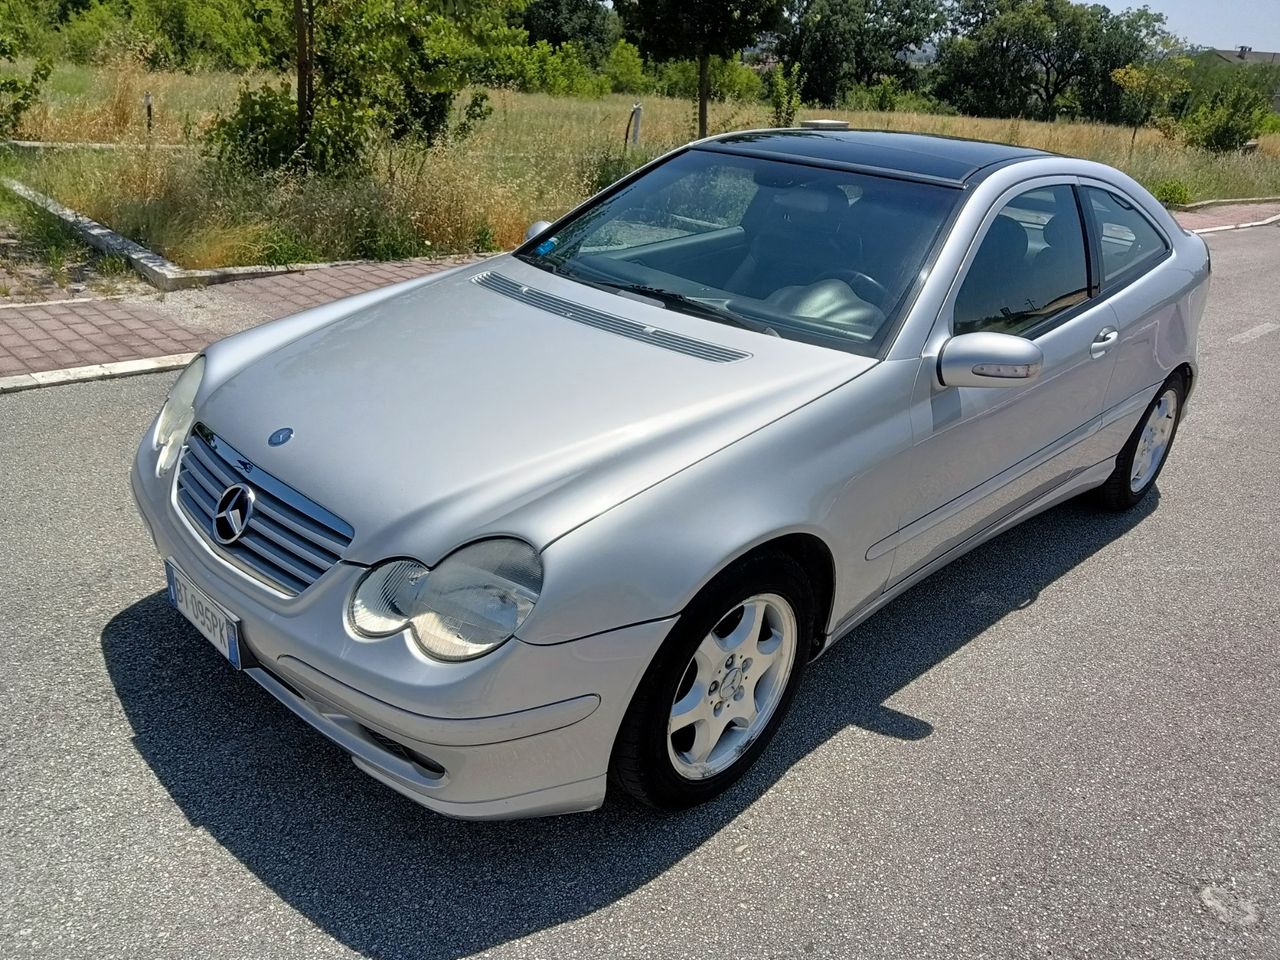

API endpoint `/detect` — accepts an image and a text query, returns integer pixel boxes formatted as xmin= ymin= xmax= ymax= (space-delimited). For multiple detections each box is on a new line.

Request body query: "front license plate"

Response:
xmin=166 ymin=560 xmax=242 ymax=669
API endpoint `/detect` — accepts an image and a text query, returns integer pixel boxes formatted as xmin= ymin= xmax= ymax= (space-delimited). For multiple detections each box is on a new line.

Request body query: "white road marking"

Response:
xmin=1228 ymin=322 xmax=1280 ymax=344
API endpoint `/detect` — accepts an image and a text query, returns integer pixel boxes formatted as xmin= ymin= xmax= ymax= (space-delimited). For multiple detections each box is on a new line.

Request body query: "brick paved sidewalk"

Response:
xmin=1175 ymin=201 xmax=1280 ymax=233
xmin=0 ymin=255 xmax=483 ymax=385
xmin=0 ymin=299 xmax=205 ymax=379
xmin=1 ymin=202 xmax=1277 ymax=390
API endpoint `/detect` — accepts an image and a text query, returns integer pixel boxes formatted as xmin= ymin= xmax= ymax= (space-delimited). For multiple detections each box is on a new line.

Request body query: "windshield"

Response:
xmin=516 ymin=148 xmax=960 ymax=356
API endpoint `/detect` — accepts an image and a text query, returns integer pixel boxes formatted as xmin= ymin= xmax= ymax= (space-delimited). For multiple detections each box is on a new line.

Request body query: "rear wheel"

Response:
xmin=1096 ymin=372 xmax=1186 ymax=511
xmin=610 ymin=552 xmax=813 ymax=810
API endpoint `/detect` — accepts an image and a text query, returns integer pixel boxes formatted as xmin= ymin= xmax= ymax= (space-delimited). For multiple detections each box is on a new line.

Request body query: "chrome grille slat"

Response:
xmin=175 ymin=424 xmax=354 ymax=596
xmin=243 ymin=487 xmax=351 ymax=553
xmin=178 ymin=473 xmax=217 ymax=515
xmin=472 ymin=271 xmax=750 ymax=363
xmin=236 ymin=530 xmax=325 ymax=585
xmin=187 ymin=435 xmax=237 ymax=487
xmin=246 ymin=514 xmax=340 ymax=569
xmin=181 ymin=451 xmax=225 ymax=502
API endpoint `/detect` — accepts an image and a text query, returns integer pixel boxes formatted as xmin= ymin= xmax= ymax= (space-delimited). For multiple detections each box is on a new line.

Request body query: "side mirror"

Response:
xmin=525 ymin=220 xmax=553 ymax=243
xmin=938 ymin=331 xmax=1043 ymax=388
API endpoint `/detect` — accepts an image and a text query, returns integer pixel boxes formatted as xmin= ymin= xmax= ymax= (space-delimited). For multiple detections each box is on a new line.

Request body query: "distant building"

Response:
xmin=1210 ymin=46 xmax=1280 ymax=111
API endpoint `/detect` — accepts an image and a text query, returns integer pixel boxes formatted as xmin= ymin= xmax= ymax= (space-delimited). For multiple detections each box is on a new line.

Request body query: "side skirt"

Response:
xmin=816 ymin=456 xmax=1116 ymax=657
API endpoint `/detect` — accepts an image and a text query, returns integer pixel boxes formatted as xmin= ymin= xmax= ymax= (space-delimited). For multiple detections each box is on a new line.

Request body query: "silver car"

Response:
xmin=131 ymin=129 xmax=1207 ymax=819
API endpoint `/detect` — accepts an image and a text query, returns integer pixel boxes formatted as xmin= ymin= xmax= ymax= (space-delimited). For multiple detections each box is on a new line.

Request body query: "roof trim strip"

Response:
xmin=692 ymin=142 xmax=967 ymax=188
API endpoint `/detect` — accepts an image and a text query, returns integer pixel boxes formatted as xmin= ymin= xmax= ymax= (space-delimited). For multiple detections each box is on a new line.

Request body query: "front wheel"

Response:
xmin=610 ymin=552 xmax=813 ymax=810
xmin=1096 ymin=372 xmax=1186 ymax=511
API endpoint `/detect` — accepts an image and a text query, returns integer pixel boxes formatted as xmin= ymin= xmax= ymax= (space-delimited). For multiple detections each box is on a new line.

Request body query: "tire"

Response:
xmin=1096 ymin=371 xmax=1187 ymax=511
xmin=610 ymin=551 xmax=814 ymax=810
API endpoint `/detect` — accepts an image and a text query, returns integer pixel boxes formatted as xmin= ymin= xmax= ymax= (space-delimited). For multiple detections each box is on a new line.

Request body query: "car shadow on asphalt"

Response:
xmin=101 ymin=493 xmax=1155 ymax=960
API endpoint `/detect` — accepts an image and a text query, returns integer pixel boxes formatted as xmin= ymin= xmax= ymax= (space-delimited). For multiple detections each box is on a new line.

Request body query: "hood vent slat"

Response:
xmin=472 ymin=271 xmax=750 ymax=363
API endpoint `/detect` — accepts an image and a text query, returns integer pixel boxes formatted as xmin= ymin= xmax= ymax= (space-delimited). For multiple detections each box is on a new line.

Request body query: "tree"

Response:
xmin=617 ymin=0 xmax=782 ymax=138
xmin=1073 ymin=4 xmax=1169 ymax=124
xmin=1181 ymin=83 xmax=1270 ymax=153
xmin=784 ymin=0 xmax=943 ymax=105
xmin=523 ymin=0 xmax=617 ymax=66
xmin=935 ymin=0 xmax=1171 ymax=121
xmin=0 ymin=32 xmax=49 ymax=138
xmin=934 ymin=4 xmax=1038 ymax=117
xmin=1111 ymin=36 xmax=1191 ymax=155
xmin=1003 ymin=0 xmax=1093 ymax=118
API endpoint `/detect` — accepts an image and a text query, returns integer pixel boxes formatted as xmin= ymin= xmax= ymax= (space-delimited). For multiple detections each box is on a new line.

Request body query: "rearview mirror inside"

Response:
xmin=938 ymin=331 xmax=1043 ymax=388
xmin=525 ymin=220 xmax=553 ymax=243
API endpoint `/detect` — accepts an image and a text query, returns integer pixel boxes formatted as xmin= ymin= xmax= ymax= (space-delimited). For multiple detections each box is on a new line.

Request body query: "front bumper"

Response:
xmin=130 ymin=438 xmax=674 ymax=819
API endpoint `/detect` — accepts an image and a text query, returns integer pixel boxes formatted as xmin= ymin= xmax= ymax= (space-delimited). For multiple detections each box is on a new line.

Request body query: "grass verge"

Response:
xmin=7 ymin=74 xmax=1280 ymax=269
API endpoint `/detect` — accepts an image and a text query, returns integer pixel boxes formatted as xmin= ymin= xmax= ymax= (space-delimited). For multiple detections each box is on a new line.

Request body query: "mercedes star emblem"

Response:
xmin=213 ymin=483 xmax=256 ymax=545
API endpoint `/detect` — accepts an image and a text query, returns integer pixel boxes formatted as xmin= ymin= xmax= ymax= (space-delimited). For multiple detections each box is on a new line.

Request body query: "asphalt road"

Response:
xmin=2 ymin=227 xmax=1278 ymax=960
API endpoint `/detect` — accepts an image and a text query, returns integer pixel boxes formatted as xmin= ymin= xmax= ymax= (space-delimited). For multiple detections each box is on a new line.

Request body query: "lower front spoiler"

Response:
xmin=246 ymin=663 xmax=609 ymax=820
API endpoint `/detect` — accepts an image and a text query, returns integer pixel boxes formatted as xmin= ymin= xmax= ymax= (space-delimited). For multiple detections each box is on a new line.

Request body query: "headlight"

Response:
xmin=349 ymin=539 xmax=543 ymax=661
xmin=154 ymin=355 xmax=204 ymax=475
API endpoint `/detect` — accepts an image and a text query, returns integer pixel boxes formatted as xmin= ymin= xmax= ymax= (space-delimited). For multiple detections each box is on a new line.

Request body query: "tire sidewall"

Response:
xmin=1117 ymin=374 xmax=1187 ymax=505
xmin=612 ymin=553 xmax=814 ymax=809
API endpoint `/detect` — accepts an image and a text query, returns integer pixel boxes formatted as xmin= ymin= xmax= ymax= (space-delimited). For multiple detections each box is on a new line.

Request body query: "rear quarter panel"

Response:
xmin=1097 ymin=230 xmax=1207 ymax=418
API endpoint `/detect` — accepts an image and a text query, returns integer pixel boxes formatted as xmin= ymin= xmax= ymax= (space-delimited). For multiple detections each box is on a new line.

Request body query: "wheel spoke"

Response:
xmin=669 ymin=683 xmax=710 ymax=732
xmin=669 ymin=645 xmax=718 ymax=732
xmin=716 ymin=598 xmax=767 ymax=653
xmin=727 ymin=696 xmax=759 ymax=731
xmin=685 ymin=714 xmax=730 ymax=766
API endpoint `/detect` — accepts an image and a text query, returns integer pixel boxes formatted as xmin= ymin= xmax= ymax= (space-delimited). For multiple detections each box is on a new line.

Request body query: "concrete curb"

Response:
xmin=0 ymin=353 xmax=194 ymax=395
xmin=2 ymin=179 xmax=310 ymax=292
xmin=1192 ymin=212 xmax=1280 ymax=235
xmin=0 ymin=294 xmax=125 ymax=310
xmin=1172 ymin=195 xmax=1280 ymax=212
xmin=2 ymin=178 xmax=479 ymax=293
xmin=4 ymin=139 xmax=188 ymax=152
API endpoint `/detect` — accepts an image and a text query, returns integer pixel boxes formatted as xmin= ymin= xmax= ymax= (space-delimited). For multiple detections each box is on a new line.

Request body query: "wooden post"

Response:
xmin=294 ymin=0 xmax=312 ymax=145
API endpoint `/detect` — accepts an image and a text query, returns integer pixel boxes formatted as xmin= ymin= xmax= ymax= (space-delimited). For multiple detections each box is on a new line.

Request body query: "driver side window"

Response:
xmin=954 ymin=185 xmax=1089 ymax=337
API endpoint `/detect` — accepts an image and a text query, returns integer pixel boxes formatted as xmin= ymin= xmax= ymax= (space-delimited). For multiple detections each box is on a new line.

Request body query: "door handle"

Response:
xmin=1090 ymin=327 xmax=1119 ymax=359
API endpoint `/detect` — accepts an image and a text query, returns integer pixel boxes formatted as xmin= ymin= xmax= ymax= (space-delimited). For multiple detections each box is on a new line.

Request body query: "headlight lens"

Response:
xmin=349 ymin=539 xmax=543 ymax=661
xmin=154 ymin=355 xmax=204 ymax=474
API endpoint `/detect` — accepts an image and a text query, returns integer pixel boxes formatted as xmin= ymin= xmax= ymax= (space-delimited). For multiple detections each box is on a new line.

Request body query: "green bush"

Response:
xmin=840 ymin=79 xmax=956 ymax=115
xmin=604 ymin=40 xmax=648 ymax=95
xmin=767 ymin=63 xmax=803 ymax=127
xmin=1181 ymin=85 xmax=1269 ymax=153
xmin=205 ymin=82 xmax=302 ymax=172
xmin=490 ymin=40 xmax=611 ymax=98
xmin=1150 ymin=178 xmax=1192 ymax=206
xmin=1259 ymin=112 xmax=1280 ymax=136
xmin=651 ymin=55 xmax=763 ymax=102
xmin=57 ymin=0 xmax=289 ymax=69
xmin=0 ymin=32 xmax=50 ymax=138
xmin=60 ymin=2 xmax=140 ymax=64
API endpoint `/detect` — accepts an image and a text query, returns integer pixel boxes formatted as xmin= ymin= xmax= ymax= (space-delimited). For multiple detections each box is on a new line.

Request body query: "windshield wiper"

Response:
xmin=603 ymin=283 xmax=760 ymax=331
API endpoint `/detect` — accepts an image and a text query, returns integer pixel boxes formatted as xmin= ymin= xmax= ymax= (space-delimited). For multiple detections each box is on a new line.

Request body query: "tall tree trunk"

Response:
xmin=697 ymin=52 xmax=710 ymax=139
xmin=294 ymin=0 xmax=312 ymax=146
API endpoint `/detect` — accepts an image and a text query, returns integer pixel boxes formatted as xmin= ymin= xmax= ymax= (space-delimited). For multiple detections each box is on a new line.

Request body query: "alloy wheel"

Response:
xmin=667 ymin=593 xmax=798 ymax=780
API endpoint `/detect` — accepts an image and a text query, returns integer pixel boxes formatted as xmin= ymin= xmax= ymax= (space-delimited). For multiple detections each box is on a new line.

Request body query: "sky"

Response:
xmin=1098 ymin=0 xmax=1280 ymax=52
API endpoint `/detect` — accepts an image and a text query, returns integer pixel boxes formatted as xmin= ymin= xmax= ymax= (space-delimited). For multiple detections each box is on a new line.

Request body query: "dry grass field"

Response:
xmin=6 ymin=63 xmax=1280 ymax=267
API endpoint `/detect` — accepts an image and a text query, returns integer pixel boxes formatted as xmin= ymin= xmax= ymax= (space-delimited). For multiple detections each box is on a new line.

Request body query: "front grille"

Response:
xmin=175 ymin=423 xmax=354 ymax=595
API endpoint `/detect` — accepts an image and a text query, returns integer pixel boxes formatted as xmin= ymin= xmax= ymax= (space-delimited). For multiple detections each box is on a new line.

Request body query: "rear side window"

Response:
xmin=954 ymin=185 xmax=1089 ymax=337
xmin=1083 ymin=187 xmax=1169 ymax=285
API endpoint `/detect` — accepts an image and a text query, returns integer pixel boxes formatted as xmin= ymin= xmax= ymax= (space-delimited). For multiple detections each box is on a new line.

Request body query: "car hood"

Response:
xmin=199 ymin=257 xmax=875 ymax=564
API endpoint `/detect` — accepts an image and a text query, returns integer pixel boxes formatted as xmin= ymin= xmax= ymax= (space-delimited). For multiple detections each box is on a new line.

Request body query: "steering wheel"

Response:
xmin=822 ymin=269 xmax=889 ymax=307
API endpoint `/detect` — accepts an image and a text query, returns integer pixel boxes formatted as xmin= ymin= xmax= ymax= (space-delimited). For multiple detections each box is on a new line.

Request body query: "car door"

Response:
xmin=884 ymin=177 xmax=1120 ymax=587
